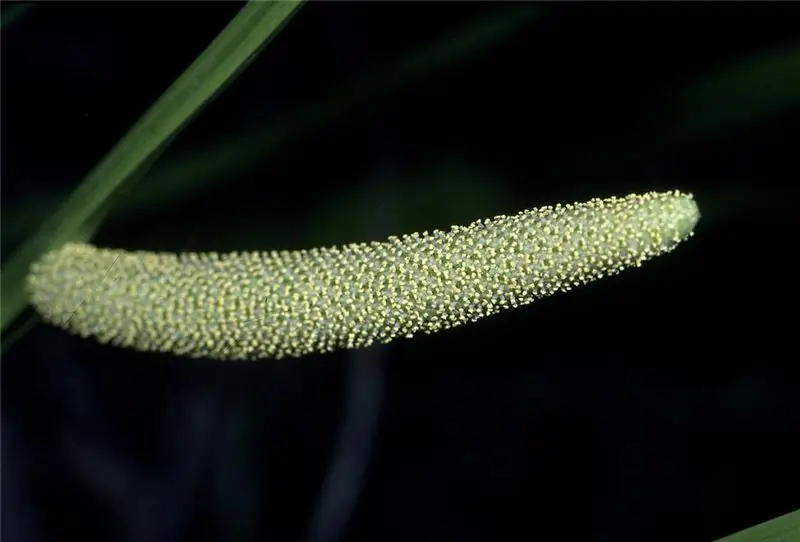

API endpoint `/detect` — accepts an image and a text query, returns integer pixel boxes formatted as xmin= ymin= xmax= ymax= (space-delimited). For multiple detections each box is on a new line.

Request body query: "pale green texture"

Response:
xmin=27 ymin=191 xmax=699 ymax=360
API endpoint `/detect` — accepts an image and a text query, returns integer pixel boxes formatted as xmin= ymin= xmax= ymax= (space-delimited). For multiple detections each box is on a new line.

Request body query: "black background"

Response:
xmin=2 ymin=3 xmax=799 ymax=542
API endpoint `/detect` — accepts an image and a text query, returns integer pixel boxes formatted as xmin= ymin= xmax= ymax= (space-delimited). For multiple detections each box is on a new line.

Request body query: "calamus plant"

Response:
xmin=27 ymin=191 xmax=699 ymax=360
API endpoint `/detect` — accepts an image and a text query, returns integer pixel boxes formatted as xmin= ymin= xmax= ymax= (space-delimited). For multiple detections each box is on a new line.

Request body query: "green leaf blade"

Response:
xmin=1 ymin=0 xmax=304 ymax=338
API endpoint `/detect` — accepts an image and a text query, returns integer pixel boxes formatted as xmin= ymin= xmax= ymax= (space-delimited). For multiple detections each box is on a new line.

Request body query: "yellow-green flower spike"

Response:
xmin=26 ymin=190 xmax=699 ymax=360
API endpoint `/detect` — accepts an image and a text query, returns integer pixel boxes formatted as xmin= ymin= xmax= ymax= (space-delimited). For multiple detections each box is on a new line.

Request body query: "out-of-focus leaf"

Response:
xmin=133 ymin=3 xmax=539 ymax=207
xmin=0 ymin=2 xmax=37 ymax=31
xmin=0 ymin=3 xmax=540 ymax=250
xmin=660 ymin=46 xmax=800 ymax=145
xmin=713 ymin=509 xmax=800 ymax=542
xmin=553 ymin=46 xmax=800 ymax=183
xmin=0 ymin=0 xmax=304 ymax=339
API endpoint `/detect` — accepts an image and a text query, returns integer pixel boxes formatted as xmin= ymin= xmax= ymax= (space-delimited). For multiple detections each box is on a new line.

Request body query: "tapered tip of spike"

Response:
xmin=670 ymin=191 xmax=700 ymax=239
xmin=26 ymin=190 xmax=701 ymax=360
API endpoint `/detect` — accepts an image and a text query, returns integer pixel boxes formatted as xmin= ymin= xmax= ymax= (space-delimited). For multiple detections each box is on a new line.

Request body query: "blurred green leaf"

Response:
xmin=0 ymin=0 xmax=304 ymax=338
xmin=553 ymin=45 xmax=800 ymax=184
xmin=0 ymin=2 xmax=37 ymax=31
xmin=0 ymin=3 xmax=540 ymax=250
xmin=661 ymin=45 xmax=800 ymax=145
xmin=713 ymin=509 xmax=800 ymax=542
xmin=132 ymin=3 xmax=539 ymax=207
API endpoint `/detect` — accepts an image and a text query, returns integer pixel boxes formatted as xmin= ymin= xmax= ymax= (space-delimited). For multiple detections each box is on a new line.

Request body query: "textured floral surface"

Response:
xmin=27 ymin=191 xmax=699 ymax=360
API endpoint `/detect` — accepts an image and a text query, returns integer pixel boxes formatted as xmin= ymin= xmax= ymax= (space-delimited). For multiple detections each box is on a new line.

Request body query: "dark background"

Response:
xmin=2 ymin=2 xmax=799 ymax=542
